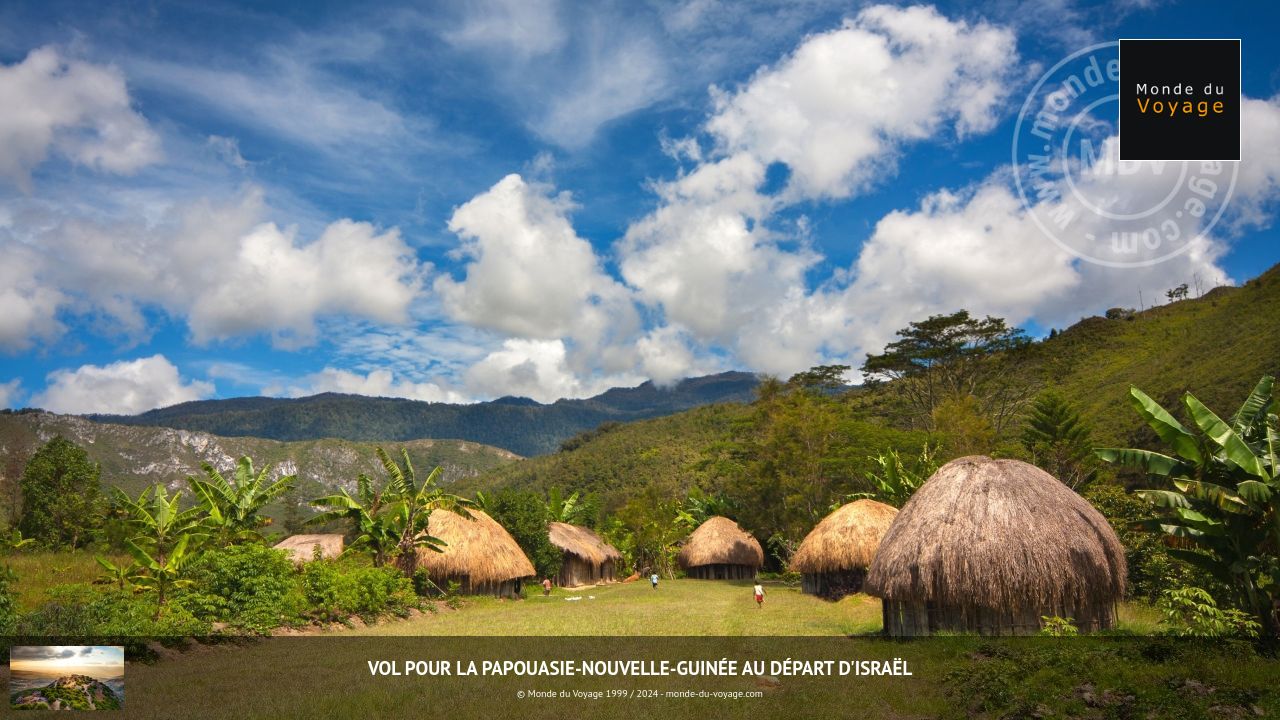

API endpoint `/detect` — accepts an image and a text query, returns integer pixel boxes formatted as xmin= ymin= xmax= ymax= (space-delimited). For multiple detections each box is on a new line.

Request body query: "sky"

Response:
xmin=10 ymin=645 xmax=125 ymax=677
xmin=0 ymin=0 xmax=1278 ymax=414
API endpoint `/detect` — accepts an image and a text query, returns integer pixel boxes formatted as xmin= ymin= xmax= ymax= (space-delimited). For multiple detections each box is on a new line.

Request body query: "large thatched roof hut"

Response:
xmin=416 ymin=509 xmax=535 ymax=598
xmin=792 ymin=499 xmax=898 ymax=600
xmin=678 ymin=516 xmax=764 ymax=580
xmin=865 ymin=456 xmax=1126 ymax=636
xmin=548 ymin=522 xmax=622 ymax=587
xmin=274 ymin=534 xmax=344 ymax=563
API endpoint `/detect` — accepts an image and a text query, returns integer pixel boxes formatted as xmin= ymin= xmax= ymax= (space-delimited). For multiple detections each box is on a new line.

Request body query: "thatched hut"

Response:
xmin=791 ymin=499 xmax=898 ymax=599
xmin=865 ymin=456 xmax=1126 ymax=636
xmin=678 ymin=516 xmax=764 ymax=580
xmin=416 ymin=509 xmax=535 ymax=598
xmin=548 ymin=522 xmax=622 ymax=587
xmin=274 ymin=534 xmax=344 ymax=563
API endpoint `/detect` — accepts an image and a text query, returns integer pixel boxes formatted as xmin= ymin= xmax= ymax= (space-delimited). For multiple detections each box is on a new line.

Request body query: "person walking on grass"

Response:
xmin=753 ymin=582 xmax=765 ymax=608
xmin=650 ymin=572 xmax=659 ymax=590
xmin=542 ymin=577 xmax=553 ymax=597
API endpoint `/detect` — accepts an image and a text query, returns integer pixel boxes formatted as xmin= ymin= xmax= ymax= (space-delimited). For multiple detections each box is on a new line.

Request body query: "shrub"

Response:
xmin=1083 ymin=483 xmax=1207 ymax=601
xmin=1158 ymin=587 xmax=1262 ymax=639
xmin=302 ymin=560 xmax=415 ymax=621
xmin=180 ymin=544 xmax=304 ymax=634
xmin=13 ymin=584 xmax=210 ymax=637
xmin=1040 ymin=616 xmax=1079 ymax=637
xmin=0 ymin=568 xmax=15 ymax=633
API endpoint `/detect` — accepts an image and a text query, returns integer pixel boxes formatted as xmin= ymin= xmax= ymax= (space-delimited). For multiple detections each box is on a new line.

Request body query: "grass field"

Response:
xmin=5 ymin=550 xmax=129 ymax=611
xmin=351 ymin=579 xmax=883 ymax=636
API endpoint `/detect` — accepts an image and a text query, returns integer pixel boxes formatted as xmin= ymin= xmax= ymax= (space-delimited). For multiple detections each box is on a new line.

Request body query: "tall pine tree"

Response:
xmin=1020 ymin=392 xmax=1096 ymax=490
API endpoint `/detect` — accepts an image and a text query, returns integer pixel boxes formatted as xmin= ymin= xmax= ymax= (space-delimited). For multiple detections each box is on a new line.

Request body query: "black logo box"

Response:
xmin=1119 ymin=39 xmax=1241 ymax=161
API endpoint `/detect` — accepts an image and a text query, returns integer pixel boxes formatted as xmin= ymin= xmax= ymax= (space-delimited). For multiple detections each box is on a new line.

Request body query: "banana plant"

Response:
xmin=127 ymin=534 xmax=198 ymax=619
xmin=1097 ymin=376 xmax=1279 ymax=635
xmin=375 ymin=448 xmax=473 ymax=577
xmin=309 ymin=473 xmax=400 ymax=567
xmin=1 ymin=528 xmax=35 ymax=554
xmin=93 ymin=556 xmax=137 ymax=592
xmin=189 ymin=457 xmax=296 ymax=544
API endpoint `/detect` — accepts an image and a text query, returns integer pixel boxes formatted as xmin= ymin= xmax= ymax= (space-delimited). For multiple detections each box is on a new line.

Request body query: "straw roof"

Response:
xmin=415 ymin=509 xmax=535 ymax=584
xmin=273 ymin=534 xmax=344 ymax=563
xmin=548 ymin=522 xmax=622 ymax=566
xmin=865 ymin=456 xmax=1126 ymax=611
xmin=677 ymin=516 xmax=764 ymax=569
xmin=791 ymin=499 xmax=898 ymax=574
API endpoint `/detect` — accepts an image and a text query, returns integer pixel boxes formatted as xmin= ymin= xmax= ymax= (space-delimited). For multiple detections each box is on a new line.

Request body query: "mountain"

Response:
xmin=9 ymin=675 xmax=122 ymax=711
xmin=0 ymin=411 xmax=520 ymax=525
xmin=470 ymin=263 xmax=1280 ymax=517
xmin=88 ymin=371 xmax=760 ymax=457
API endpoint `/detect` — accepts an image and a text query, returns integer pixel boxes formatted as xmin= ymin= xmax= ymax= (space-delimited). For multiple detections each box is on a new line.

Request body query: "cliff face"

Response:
xmin=10 ymin=674 xmax=122 ymax=711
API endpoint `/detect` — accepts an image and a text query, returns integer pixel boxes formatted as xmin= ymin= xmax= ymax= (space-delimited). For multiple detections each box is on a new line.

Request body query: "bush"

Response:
xmin=0 ymin=568 xmax=15 ymax=633
xmin=1158 ymin=587 xmax=1262 ymax=639
xmin=302 ymin=560 xmax=415 ymax=621
xmin=13 ymin=584 xmax=210 ymax=637
xmin=179 ymin=544 xmax=304 ymax=634
xmin=1083 ymin=483 xmax=1208 ymax=601
xmin=1040 ymin=616 xmax=1079 ymax=637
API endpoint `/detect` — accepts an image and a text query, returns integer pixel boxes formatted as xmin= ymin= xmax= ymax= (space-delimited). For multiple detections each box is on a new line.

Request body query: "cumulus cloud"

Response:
xmin=617 ymin=4 xmax=1019 ymax=373
xmin=33 ymin=355 xmax=214 ymax=415
xmin=463 ymin=338 xmax=639 ymax=403
xmin=0 ymin=379 xmax=22 ymax=409
xmin=0 ymin=46 xmax=161 ymax=190
xmin=269 ymin=367 xmax=468 ymax=404
xmin=1 ymin=187 xmax=426 ymax=349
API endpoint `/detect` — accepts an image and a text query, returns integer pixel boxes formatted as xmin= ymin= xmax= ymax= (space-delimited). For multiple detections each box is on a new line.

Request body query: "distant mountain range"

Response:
xmin=0 ymin=411 xmax=520 ymax=525
xmin=89 ymin=371 xmax=761 ymax=457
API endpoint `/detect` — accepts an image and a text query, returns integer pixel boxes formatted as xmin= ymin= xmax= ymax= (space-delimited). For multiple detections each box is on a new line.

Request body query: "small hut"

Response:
xmin=416 ymin=509 xmax=535 ymax=598
xmin=678 ymin=516 xmax=764 ymax=580
xmin=548 ymin=522 xmax=622 ymax=587
xmin=791 ymin=499 xmax=898 ymax=599
xmin=274 ymin=534 xmax=344 ymax=563
xmin=865 ymin=456 xmax=1126 ymax=636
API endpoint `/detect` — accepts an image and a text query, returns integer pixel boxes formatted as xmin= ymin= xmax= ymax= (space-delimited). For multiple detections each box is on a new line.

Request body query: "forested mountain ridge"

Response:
xmin=86 ymin=371 xmax=760 ymax=457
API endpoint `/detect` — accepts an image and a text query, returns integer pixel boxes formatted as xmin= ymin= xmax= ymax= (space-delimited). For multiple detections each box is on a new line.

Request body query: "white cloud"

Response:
xmin=704 ymin=4 xmax=1018 ymax=200
xmin=463 ymin=338 xmax=638 ymax=403
xmin=0 ymin=379 xmax=22 ymax=409
xmin=33 ymin=355 xmax=214 ymax=415
xmin=0 ymin=46 xmax=161 ymax=190
xmin=444 ymin=0 xmax=568 ymax=58
xmin=270 ymin=367 xmax=468 ymax=404
xmin=0 ymin=187 xmax=427 ymax=350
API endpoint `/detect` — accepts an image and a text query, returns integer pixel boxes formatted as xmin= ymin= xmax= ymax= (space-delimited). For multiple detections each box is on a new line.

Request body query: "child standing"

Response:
xmin=753 ymin=582 xmax=765 ymax=608
xmin=650 ymin=572 xmax=659 ymax=589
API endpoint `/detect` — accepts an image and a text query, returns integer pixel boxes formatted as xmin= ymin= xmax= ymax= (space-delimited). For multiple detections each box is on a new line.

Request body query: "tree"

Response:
xmin=487 ymin=488 xmax=561 ymax=580
xmin=849 ymin=443 xmax=940 ymax=508
xmin=1166 ymin=283 xmax=1190 ymax=302
xmin=112 ymin=485 xmax=207 ymax=618
xmin=308 ymin=474 xmax=400 ymax=567
xmin=188 ymin=456 xmax=296 ymax=544
xmin=545 ymin=487 xmax=583 ymax=524
xmin=932 ymin=394 xmax=996 ymax=458
xmin=1096 ymin=377 xmax=1280 ymax=636
xmin=786 ymin=365 xmax=851 ymax=393
xmin=1021 ymin=391 xmax=1097 ymax=490
xmin=861 ymin=310 xmax=1032 ymax=431
xmin=17 ymin=437 xmax=104 ymax=549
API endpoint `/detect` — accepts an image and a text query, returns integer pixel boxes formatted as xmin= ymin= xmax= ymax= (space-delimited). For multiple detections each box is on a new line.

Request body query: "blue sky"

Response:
xmin=1 ymin=0 xmax=1278 ymax=413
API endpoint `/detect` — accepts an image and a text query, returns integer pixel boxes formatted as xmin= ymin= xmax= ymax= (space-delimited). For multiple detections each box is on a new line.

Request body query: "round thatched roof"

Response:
xmin=865 ymin=456 xmax=1126 ymax=611
xmin=677 ymin=516 xmax=764 ymax=569
xmin=416 ymin=509 xmax=535 ymax=584
xmin=791 ymin=499 xmax=898 ymax=574
xmin=274 ymin=533 xmax=344 ymax=563
xmin=548 ymin=522 xmax=622 ymax=566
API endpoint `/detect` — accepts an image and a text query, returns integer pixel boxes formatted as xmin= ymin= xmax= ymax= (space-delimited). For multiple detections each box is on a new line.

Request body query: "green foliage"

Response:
xmin=111 ymin=484 xmax=207 ymax=618
xmin=848 ymin=442 xmax=940 ymax=509
xmin=0 ymin=567 xmax=14 ymax=633
xmin=1083 ymin=483 xmax=1205 ymax=602
xmin=180 ymin=544 xmax=304 ymax=634
xmin=1097 ymin=377 xmax=1280 ymax=635
xmin=301 ymin=559 xmax=415 ymax=620
xmin=1158 ymin=587 xmax=1262 ymax=638
xmin=13 ymin=584 xmax=210 ymax=637
xmin=1021 ymin=391 xmax=1097 ymax=489
xmin=1 ymin=528 xmax=35 ymax=553
xmin=1039 ymin=616 xmax=1079 ymax=636
xmin=92 ymin=556 xmax=136 ymax=593
xmin=931 ymin=394 xmax=997 ymax=458
xmin=544 ymin=486 xmax=584 ymax=524
xmin=486 ymin=488 xmax=561 ymax=580
xmin=17 ymin=436 xmax=104 ymax=549
xmin=188 ymin=456 xmax=296 ymax=544
xmin=308 ymin=472 xmax=400 ymax=567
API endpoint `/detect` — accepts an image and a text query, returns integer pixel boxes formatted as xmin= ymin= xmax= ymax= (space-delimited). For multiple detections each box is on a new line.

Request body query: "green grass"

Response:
xmin=5 ymin=550 xmax=128 ymax=611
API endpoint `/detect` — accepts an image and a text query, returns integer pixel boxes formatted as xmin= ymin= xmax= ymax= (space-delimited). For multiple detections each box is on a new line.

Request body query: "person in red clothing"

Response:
xmin=753 ymin=582 xmax=765 ymax=608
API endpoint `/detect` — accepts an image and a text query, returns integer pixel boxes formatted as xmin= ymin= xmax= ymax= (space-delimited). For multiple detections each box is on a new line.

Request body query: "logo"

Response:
xmin=1012 ymin=42 xmax=1238 ymax=268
